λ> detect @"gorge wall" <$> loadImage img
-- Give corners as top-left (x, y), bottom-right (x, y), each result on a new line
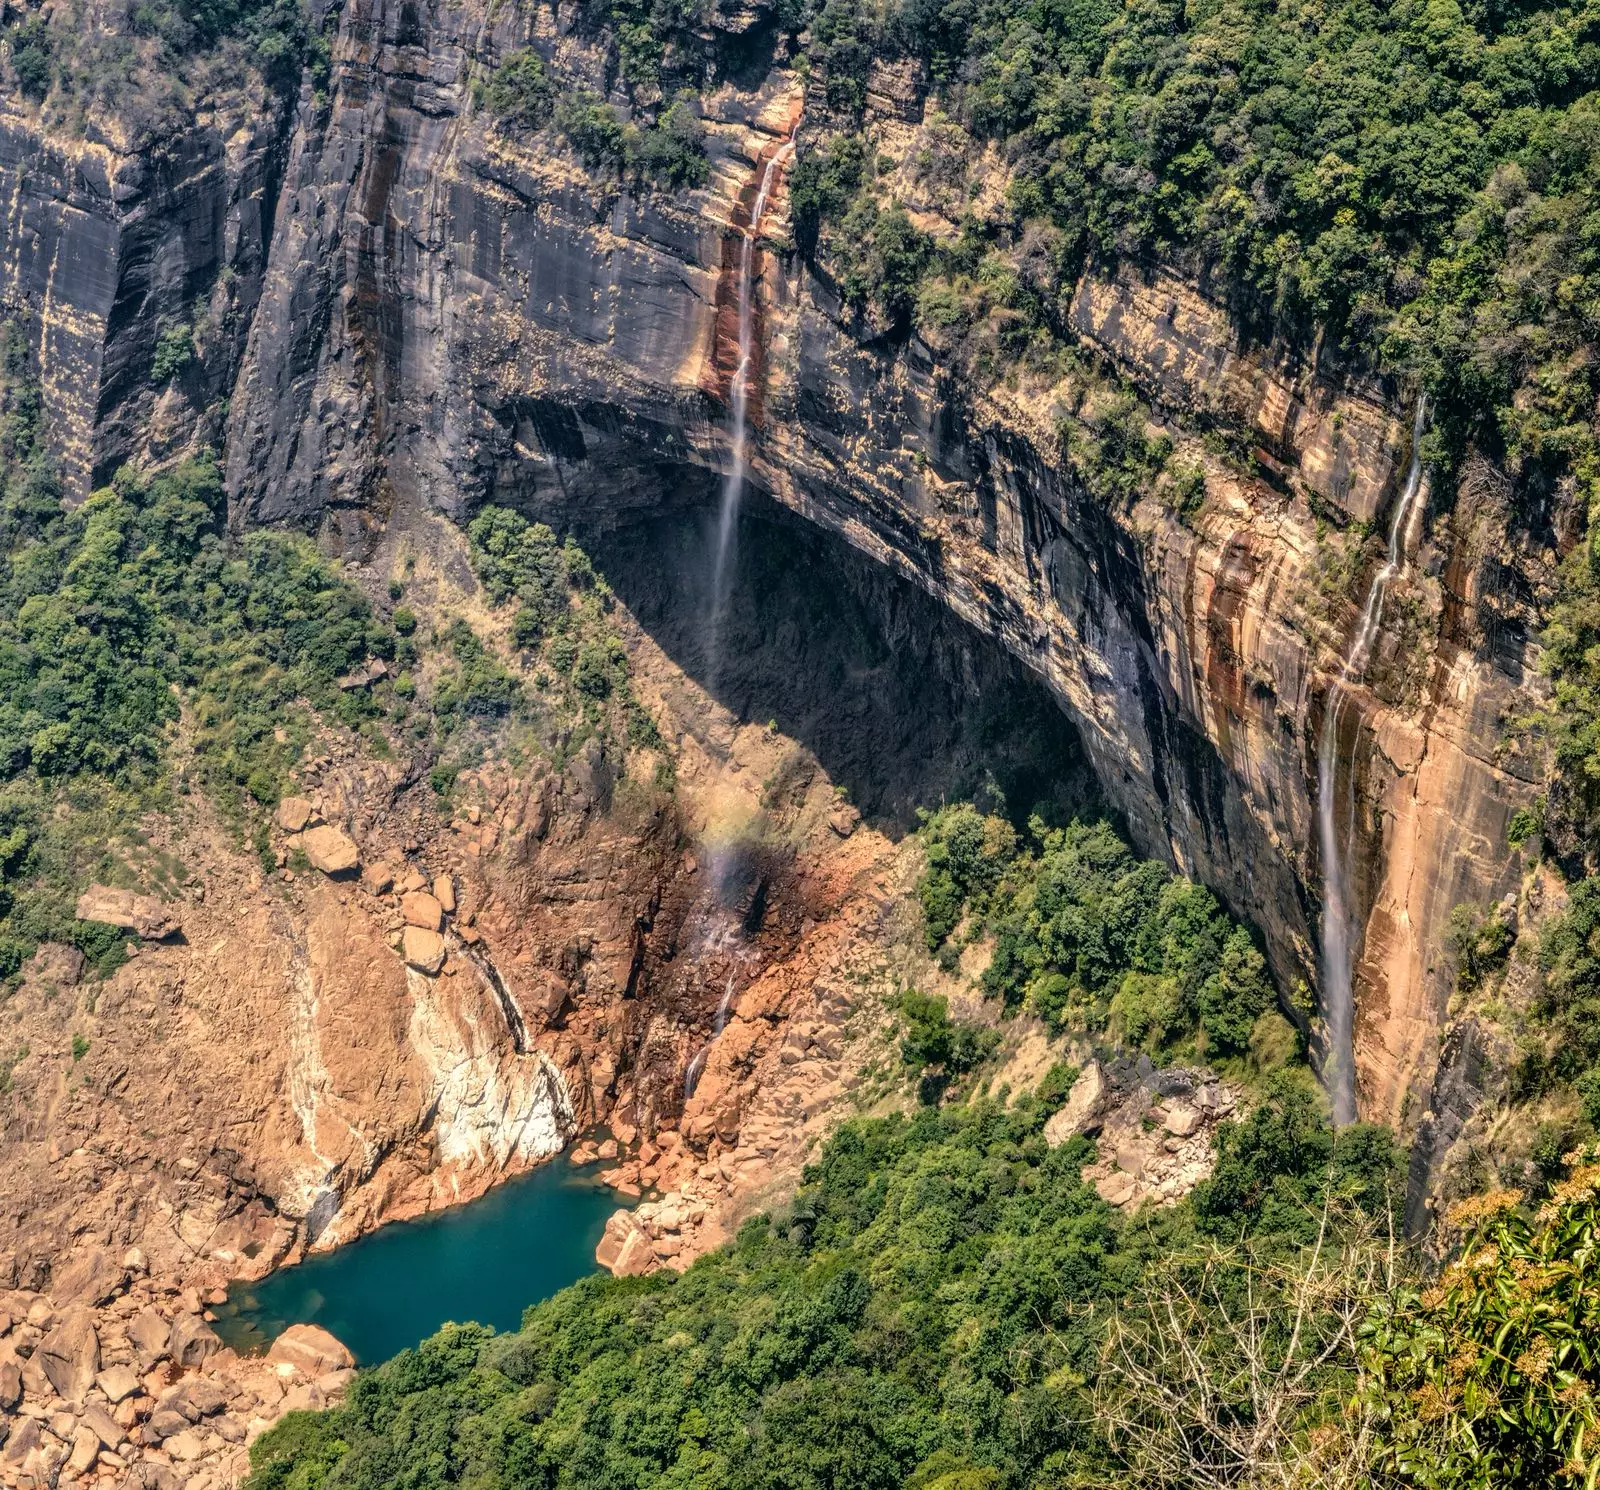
top-left (0, 0), bottom-right (1549, 1138)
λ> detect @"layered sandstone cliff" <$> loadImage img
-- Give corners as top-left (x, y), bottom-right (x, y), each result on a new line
top-left (199, 3), bottom-right (1544, 1127)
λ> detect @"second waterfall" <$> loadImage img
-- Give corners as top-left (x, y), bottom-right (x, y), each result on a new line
top-left (705, 119), bottom-right (799, 682)
top-left (1317, 396), bottom-right (1429, 1125)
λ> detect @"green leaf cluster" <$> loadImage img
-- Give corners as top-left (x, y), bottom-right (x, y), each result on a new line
top-left (243, 1074), bottom-right (1408, 1490)
top-left (1362, 1163), bottom-right (1600, 1488)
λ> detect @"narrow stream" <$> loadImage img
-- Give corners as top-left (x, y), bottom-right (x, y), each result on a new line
top-left (212, 1155), bottom-right (624, 1365)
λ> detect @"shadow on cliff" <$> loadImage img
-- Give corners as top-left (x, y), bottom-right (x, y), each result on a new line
top-left (586, 491), bottom-right (1093, 836)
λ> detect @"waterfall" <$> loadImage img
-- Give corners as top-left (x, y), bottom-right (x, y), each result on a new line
top-left (684, 975), bottom-right (737, 1100)
top-left (1316, 395), bottom-right (1429, 1124)
top-left (705, 120), bottom-right (799, 680)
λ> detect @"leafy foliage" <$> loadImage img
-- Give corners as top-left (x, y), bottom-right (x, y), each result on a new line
top-left (242, 1076), bottom-right (1410, 1490)
top-left (482, 48), bottom-right (555, 133)
top-left (462, 505), bottom-right (663, 770)
top-left (1362, 1161), bottom-right (1600, 1488)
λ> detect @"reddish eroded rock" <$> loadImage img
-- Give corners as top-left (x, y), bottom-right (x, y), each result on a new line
top-left (301, 823), bottom-right (360, 875)
top-left (595, 1213), bottom-right (655, 1277)
top-left (402, 924), bottom-right (446, 973)
top-left (36, 1306), bottom-right (99, 1403)
top-left (402, 890), bottom-right (444, 930)
top-left (74, 885), bottom-right (181, 940)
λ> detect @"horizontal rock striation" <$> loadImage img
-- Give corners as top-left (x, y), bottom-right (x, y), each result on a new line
top-left (208, 0), bottom-right (1546, 1129)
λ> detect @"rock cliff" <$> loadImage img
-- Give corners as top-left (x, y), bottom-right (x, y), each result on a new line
top-left (0, 0), bottom-right (1549, 1124)
top-left (204, 2), bottom-right (1542, 1127)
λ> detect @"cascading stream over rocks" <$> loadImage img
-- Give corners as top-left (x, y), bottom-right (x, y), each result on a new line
top-left (1318, 396), bottom-right (1430, 1125)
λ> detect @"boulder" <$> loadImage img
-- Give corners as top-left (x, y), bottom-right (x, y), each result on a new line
top-left (1042, 1060), bottom-right (1108, 1146)
top-left (361, 862), bottom-right (396, 896)
top-left (401, 891), bottom-right (443, 931)
top-left (402, 925), bottom-right (446, 975)
top-left (432, 875), bottom-right (456, 913)
top-left (595, 1212), bottom-right (654, 1277)
top-left (73, 885), bottom-right (180, 940)
top-left (1162, 1102), bottom-right (1202, 1138)
top-left (68, 1426), bottom-right (101, 1477)
top-left (52, 1248), bottom-right (126, 1306)
top-left (178, 1377), bottom-right (228, 1417)
top-left (37, 1307), bottom-right (99, 1403)
top-left (1095, 1171), bottom-right (1138, 1207)
top-left (147, 1408), bottom-right (190, 1441)
top-left (1, 1417), bottom-right (39, 1467)
top-left (167, 1312), bottom-right (222, 1369)
top-left (79, 1403), bottom-right (125, 1451)
top-left (302, 825), bottom-right (359, 876)
top-left (165, 1427), bottom-right (208, 1463)
top-left (276, 796), bottom-right (314, 833)
top-left (128, 1306), bottom-right (169, 1367)
top-left (0, 1359), bottom-right (19, 1408)
top-left (267, 1324), bottom-right (354, 1379)
top-left (95, 1364), bottom-right (140, 1404)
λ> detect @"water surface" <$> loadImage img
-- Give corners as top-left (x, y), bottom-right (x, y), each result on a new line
top-left (213, 1156), bottom-right (621, 1365)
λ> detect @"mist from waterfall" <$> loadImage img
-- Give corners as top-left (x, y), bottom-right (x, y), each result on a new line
top-left (1317, 395), bottom-right (1429, 1125)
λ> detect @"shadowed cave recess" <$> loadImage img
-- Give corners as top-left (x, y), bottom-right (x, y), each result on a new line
top-left (582, 486), bottom-right (1097, 836)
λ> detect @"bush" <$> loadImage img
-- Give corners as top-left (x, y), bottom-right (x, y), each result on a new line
top-left (483, 48), bottom-right (554, 133)
top-left (8, 19), bottom-right (52, 100)
top-left (1362, 1161), bottom-right (1600, 1487)
top-left (150, 322), bottom-right (195, 384)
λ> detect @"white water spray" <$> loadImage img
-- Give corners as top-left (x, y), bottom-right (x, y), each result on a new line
top-left (705, 120), bottom-right (799, 680)
top-left (1317, 396), bottom-right (1429, 1124)
top-left (684, 975), bottom-right (738, 1100)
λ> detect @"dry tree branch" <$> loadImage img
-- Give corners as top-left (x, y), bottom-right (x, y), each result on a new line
top-left (1094, 1199), bottom-right (1393, 1490)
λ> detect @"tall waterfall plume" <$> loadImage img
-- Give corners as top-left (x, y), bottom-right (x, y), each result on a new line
top-left (705, 120), bottom-right (799, 683)
top-left (1317, 395), bottom-right (1429, 1125)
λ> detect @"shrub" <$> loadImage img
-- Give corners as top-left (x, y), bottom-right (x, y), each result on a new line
top-left (150, 322), bottom-right (195, 384)
top-left (483, 47), bottom-right (554, 133)
top-left (1362, 1161), bottom-right (1600, 1487)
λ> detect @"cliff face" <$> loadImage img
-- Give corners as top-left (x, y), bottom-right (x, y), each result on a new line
top-left (0, 0), bottom-right (1546, 1136)
top-left (210, 0), bottom-right (1544, 1128)
top-left (0, 85), bottom-right (291, 492)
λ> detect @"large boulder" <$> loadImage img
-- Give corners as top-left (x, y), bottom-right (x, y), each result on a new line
top-left (51, 1248), bottom-right (126, 1305)
top-left (402, 925), bottom-right (446, 974)
top-left (167, 1311), bottom-right (223, 1368)
top-left (73, 885), bottom-right (180, 940)
top-left (128, 1305), bottom-right (170, 1367)
top-left (267, 1323), bottom-right (355, 1378)
top-left (1042, 1060), bottom-right (1108, 1146)
top-left (302, 824), bottom-right (360, 875)
top-left (36, 1305), bottom-right (99, 1403)
top-left (595, 1212), bottom-right (654, 1277)
top-left (276, 796), bottom-right (315, 832)
top-left (401, 891), bottom-right (443, 930)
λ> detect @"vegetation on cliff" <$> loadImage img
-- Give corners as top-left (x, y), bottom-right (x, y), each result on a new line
top-left (919, 804), bottom-right (1277, 1062)
top-left (0, 0), bottom-right (324, 139)
top-left (481, 48), bottom-right (710, 191)
top-left (790, 0), bottom-right (1599, 501)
